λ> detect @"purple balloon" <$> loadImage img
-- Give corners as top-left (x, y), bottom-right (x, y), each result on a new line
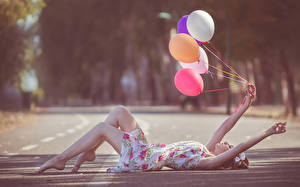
top-left (177, 15), bottom-right (189, 34)
top-left (177, 15), bottom-right (202, 45)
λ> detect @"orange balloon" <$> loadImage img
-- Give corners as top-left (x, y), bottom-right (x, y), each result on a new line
top-left (169, 33), bottom-right (200, 63)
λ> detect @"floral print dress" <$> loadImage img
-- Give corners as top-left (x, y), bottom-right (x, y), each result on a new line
top-left (107, 127), bottom-right (209, 173)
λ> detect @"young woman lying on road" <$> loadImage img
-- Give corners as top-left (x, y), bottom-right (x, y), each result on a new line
top-left (37, 85), bottom-right (286, 173)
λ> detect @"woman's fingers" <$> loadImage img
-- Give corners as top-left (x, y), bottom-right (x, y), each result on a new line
top-left (275, 122), bottom-right (287, 133)
top-left (248, 84), bottom-right (256, 96)
top-left (246, 84), bottom-right (256, 101)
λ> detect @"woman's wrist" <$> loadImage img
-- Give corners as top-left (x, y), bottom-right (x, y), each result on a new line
top-left (240, 98), bottom-right (252, 111)
top-left (264, 129), bottom-right (273, 137)
top-left (238, 104), bottom-right (249, 113)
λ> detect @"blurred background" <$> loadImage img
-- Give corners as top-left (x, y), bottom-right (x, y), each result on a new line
top-left (1, 0), bottom-right (300, 118)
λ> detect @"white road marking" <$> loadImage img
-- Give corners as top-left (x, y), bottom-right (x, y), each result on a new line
top-left (21, 144), bottom-right (38, 151)
top-left (75, 125), bottom-right (84, 130)
top-left (7, 153), bottom-right (19, 156)
top-left (56, 132), bottom-right (66, 137)
top-left (2, 114), bottom-right (91, 155)
top-left (2, 150), bottom-right (19, 156)
top-left (40, 136), bottom-right (56, 143)
top-left (69, 181), bottom-right (113, 186)
top-left (76, 114), bottom-right (90, 126)
top-left (67, 128), bottom-right (76, 134)
top-left (64, 114), bottom-right (90, 137)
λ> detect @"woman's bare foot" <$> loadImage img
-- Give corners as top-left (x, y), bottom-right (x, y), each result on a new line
top-left (71, 150), bottom-right (96, 173)
top-left (36, 155), bottom-right (66, 174)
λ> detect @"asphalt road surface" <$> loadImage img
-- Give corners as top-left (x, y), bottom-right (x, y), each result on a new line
top-left (0, 106), bottom-right (300, 187)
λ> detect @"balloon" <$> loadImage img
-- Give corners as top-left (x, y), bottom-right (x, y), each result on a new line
top-left (179, 46), bottom-right (209, 74)
top-left (169, 33), bottom-right (200, 63)
top-left (174, 68), bottom-right (204, 96)
top-left (187, 10), bottom-right (215, 42)
top-left (177, 15), bottom-right (202, 45)
top-left (177, 15), bottom-right (189, 34)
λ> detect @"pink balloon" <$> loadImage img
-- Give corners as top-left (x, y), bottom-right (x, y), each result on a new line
top-left (174, 68), bottom-right (204, 96)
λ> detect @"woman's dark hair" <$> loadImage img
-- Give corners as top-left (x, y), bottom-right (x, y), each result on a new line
top-left (220, 153), bottom-right (249, 170)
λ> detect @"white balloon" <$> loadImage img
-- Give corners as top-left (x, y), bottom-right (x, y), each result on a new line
top-left (187, 10), bottom-right (215, 42)
top-left (179, 46), bottom-right (209, 74)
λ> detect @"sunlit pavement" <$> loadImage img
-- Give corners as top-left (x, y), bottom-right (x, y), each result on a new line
top-left (0, 106), bottom-right (300, 187)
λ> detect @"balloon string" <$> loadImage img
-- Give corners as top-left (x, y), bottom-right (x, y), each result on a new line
top-left (204, 85), bottom-right (243, 93)
top-left (208, 71), bottom-right (248, 85)
top-left (208, 42), bottom-right (249, 84)
top-left (202, 43), bottom-right (249, 83)
top-left (208, 64), bottom-right (244, 82)
top-left (202, 44), bottom-right (242, 80)
top-left (207, 42), bottom-right (248, 83)
top-left (203, 43), bottom-right (243, 80)
top-left (202, 44), bottom-right (234, 73)
top-left (207, 42), bottom-right (239, 75)
top-left (219, 74), bottom-right (248, 85)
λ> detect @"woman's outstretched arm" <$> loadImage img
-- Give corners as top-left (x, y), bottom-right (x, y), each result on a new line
top-left (206, 85), bottom-right (256, 151)
top-left (200, 122), bottom-right (286, 169)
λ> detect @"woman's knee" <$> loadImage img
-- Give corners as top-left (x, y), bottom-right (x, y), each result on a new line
top-left (109, 105), bottom-right (137, 132)
top-left (113, 105), bottom-right (130, 117)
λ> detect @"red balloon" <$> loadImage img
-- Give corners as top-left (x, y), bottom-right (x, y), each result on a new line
top-left (174, 68), bottom-right (204, 96)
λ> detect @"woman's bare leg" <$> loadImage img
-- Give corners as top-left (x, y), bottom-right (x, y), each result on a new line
top-left (72, 105), bottom-right (140, 172)
top-left (37, 122), bottom-right (124, 174)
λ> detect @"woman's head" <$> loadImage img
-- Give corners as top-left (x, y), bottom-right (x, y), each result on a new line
top-left (213, 141), bottom-right (249, 169)
top-left (223, 152), bottom-right (249, 169)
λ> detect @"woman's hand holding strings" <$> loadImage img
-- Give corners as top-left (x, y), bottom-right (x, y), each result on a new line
top-left (240, 83), bottom-right (256, 110)
top-left (266, 122), bottom-right (287, 136)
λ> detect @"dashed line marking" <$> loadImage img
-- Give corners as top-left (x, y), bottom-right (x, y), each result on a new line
top-left (67, 128), bottom-right (76, 134)
top-left (75, 125), bottom-right (84, 130)
top-left (6, 152), bottom-right (19, 156)
top-left (2, 150), bottom-right (19, 156)
top-left (41, 136), bottom-right (56, 143)
top-left (15, 114), bottom-right (90, 153)
top-left (56, 132), bottom-right (66, 137)
top-left (76, 114), bottom-right (90, 126)
top-left (21, 144), bottom-right (38, 151)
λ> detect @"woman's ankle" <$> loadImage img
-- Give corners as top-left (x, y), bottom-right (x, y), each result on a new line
top-left (55, 154), bottom-right (68, 163)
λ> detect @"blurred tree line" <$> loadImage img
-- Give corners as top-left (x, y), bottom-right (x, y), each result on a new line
top-left (0, 0), bottom-right (44, 109)
top-left (0, 0), bottom-right (299, 116)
